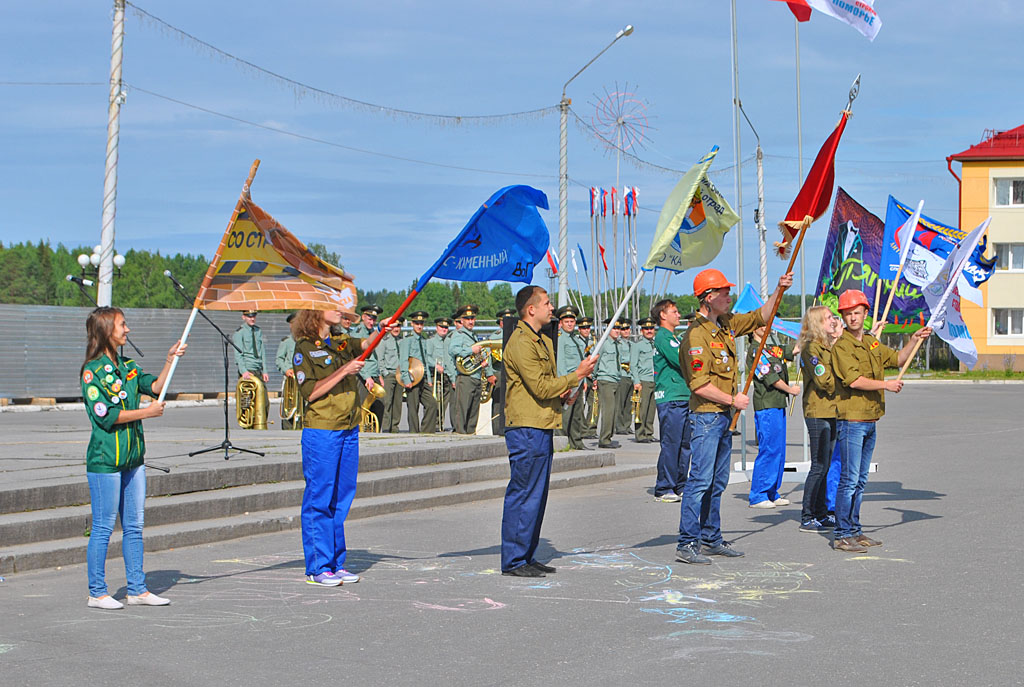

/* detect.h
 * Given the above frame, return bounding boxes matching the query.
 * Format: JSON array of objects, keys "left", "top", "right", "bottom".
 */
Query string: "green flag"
[{"left": 643, "top": 146, "right": 739, "bottom": 272}]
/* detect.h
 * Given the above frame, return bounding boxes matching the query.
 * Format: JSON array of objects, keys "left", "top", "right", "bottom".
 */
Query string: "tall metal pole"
[
  {"left": 738, "top": 102, "right": 768, "bottom": 299},
  {"left": 729, "top": 0, "right": 748, "bottom": 468},
  {"left": 98, "top": 0, "right": 126, "bottom": 307},
  {"left": 794, "top": 18, "right": 809, "bottom": 465},
  {"left": 557, "top": 25, "right": 633, "bottom": 308}
]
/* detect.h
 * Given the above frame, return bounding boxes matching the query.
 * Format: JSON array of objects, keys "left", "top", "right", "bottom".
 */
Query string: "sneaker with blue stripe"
[{"left": 306, "top": 571, "right": 342, "bottom": 587}]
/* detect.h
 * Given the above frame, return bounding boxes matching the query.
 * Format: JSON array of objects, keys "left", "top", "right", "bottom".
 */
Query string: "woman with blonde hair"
[
  {"left": 797, "top": 305, "right": 839, "bottom": 532},
  {"left": 291, "top": 307, "right": 369, "bottom": 586},
  {"left": 81, "top": 306, "right": 186, "bottom": 609}
]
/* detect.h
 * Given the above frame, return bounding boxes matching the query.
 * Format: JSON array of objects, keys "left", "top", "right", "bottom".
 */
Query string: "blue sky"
[{"left": 2, "top": 0, "right": 1022, "bottom": 296}]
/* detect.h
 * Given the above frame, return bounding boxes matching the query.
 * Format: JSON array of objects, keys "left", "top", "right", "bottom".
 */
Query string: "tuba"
[
  {"left": 279, "top": 374, "right": 303, "bottom": 429},
  {"left": 480, "top": 378, "right": 495, "bottom": 404},
  {"left": 237, "top": 375, "right": 268, "bottom": 430},
  {"left": 455, "top": 339, "right": 503, "bottom": 375},
  {"left": 359, "top": 381, "right": 386, "bottom": 433}
]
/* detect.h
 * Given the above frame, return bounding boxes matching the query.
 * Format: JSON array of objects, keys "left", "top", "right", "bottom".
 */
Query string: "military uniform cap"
[
  {"left": 495, "top": 308, "right": 515, "bottom": 322},
  {"left": 617, "top": 318, "right": 632, "bottom": 327},
  {"left": 285, "top": 312, "right": 296, "bottom": 323},
  {"left": 639, "top": 316, "right": 657, "bottom": 328},
  {"left": 456, "top": 305, "right": 479, "bottom": 319},
  {"left": 387, "top": 315, "right": 405, "bottom": 325},
  {"left": 577, "top": 317, "right": 593, "bottom": 327},
  {"left": 682, "top": 311, "right": 697, "bottom": 321},
  {"left": 360, "top": 305, "right": 383, "bottom": 315},
  {"left": 408, "top": 310, "right": 429, "bottom": 324},
  {"left": 602, "top": 317, "right": 615, "bottom": 326},
  {"left": 434, "top": 317, "right": 452, "bottom": 326},
  {"left": 242, "top": 309, "right": 258, "bottom": 317},
  {"left": 556, "top": 305, "right": 578, "bottom": 320}
]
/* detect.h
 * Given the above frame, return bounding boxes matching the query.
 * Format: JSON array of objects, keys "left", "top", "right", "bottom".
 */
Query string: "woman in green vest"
[{"left": 81, "top": 307, "right": 186, "bottom": 609}]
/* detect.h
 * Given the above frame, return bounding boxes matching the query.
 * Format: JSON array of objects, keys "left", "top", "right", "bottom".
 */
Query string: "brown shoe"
[
  {"left": 834, "top": 537, "right": 868, "bottom": 553},
  {"left": 855, "top": 534, "right": 882, "bottom": 547}
]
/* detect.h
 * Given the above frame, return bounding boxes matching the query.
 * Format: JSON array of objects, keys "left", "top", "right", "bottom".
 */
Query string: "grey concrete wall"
[{"left": 0, "top": 304, "right": 294, "bottom": 399}]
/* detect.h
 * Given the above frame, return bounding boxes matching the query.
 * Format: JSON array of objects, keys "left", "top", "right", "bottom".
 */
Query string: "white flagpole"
[{"left": 157, "top": 308, "right": 198, "bottom": 402}]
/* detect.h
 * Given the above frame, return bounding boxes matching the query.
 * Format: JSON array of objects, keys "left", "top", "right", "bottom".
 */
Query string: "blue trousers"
[
  {"left": 501, "top": 427, "right": 553, "bottom": 571},
  {"left": 678, "top": 412, "right": 732, "bottom": 547},
  {"left": 835, "top": 420, "right": 877, "bottom": 539},
  {"left": 655, "top": 401, "right": 691, "bottom": 496},
  {"left": 300, "top": 427, "right": 359, "bottom": 576},
  {"left": 86, "top": 466, "right": 147, "bottom": 597},
  {"left": 750, "top": 408, "right": 786, "bottom": 505},
  {"left": 826, "top": 440, "right": 842, "bottom": 512}
]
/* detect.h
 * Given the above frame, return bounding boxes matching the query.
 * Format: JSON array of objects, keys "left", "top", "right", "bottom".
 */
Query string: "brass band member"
[
  {"left": 399, "top": 310, "right": 438, "bottom": 433},
  {"left": 233, "top": 309, "right": 268, "bottom": 429},
  {"left": 349, "top": 305, "right": 385, "bottom": 430},
  {"left": 594, "top": 317, "right": 624, "bottom": 449},
  {"left": 614, "top": 318, "right": 634, "bottom": 435},
  {"left": 378, "top": 316, "right": 405, "bottom": 432},
  {"left": 491, "top": 308, "right": 516, "bottom": 437},
  {"left": 276, "top": 312, "right": 300, "bottom": 430},
  {"left": 630, "top": 316, "right": 657, "bottom": 443},
  {"left": 427, "top": 317, "right": 454, "bottom": 431},
  {"left": 449, "top": 305, "right": 496, "bottom": 434},
  {"left": 500, "top": 286, "right": 595, "bottom": 577},
  {"left": 577, "top": 317, "right": 597, "bottom": 438},
  {"left": 556, "top": 305, "right": 587, "bottom": 450}
]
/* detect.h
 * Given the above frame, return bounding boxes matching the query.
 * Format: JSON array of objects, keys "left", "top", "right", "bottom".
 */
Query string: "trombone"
[{"left": 432, "top": 363, "right": 444, "bottom": 432}]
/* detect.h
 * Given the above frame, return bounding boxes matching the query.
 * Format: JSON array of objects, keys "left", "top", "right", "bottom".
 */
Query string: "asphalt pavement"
[{"left": 1, "top": 383, "right": 1022, "bottom": 686}]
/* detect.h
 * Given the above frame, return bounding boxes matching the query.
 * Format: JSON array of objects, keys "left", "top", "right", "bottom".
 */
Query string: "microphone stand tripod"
[{"left": 165, "top": 275, "right": 264, "bottom": 460}]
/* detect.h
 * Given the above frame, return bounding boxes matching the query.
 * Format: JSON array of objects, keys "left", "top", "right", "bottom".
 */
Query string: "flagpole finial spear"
[{"left": 846, "top": 74, "right": 861, "bottom": 113}]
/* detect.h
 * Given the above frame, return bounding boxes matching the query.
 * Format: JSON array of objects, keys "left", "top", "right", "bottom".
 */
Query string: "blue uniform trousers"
[
  {"left": 678, "top": 412, "right": 732, "bottom": 547},
  {"left": 749, "top": 407, "right": 786, "bottom": 505},
  {"left": 300, "top": 428, "right": 359, "bottom": 576},
  {"left": 826, "top": 441, "right": 842, "bottom": 512},
  {"left": 654, "top": 401, "right": 691, "bottom": 496},
  {"left": 501, "top": 427, "right": 553, "bottom": 571}
]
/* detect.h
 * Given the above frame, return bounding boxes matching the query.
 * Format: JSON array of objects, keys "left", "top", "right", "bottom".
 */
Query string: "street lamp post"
[{"left": 557, "top": 24, "right": 633, "bottom": 308}]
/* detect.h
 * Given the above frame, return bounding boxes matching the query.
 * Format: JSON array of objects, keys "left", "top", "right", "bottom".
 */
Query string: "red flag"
[
  {"left": 776, "top": 110, "right": 849, "bottom": 257},
  {"left": 774, "top": 0, "right": 812, "bottom": 22},
  {"left": 598, "top": 243, "right": 609, "bottom": 271}
]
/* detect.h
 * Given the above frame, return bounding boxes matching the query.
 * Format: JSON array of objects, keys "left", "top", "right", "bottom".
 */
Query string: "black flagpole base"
[{"left": 189, "top": 440, "right": 264, "bottom": 460}]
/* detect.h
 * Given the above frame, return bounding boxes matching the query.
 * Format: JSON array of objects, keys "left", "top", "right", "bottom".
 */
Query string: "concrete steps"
[{"left": 0, "top": 438, "right": 654, "bottom": 575}]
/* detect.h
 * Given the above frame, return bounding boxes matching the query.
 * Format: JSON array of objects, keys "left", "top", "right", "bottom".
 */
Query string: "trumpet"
[
  {"left": 630, "top": 387, "right": 641, "bottom": 426},
  {"left": 359, "top": 381, "right": 386, "bottom": 433},
  {"left": 455, "top": 339, "right": 503, "bottom": 376},
  {"left": 237, "top": 375, "right": 268, "bottom": 430},
  {"left": 588, "top": 382, "right": 599, "bottom": 425},
  {"left": 279, "top": 373, "right": 303, "bottom": 430}
]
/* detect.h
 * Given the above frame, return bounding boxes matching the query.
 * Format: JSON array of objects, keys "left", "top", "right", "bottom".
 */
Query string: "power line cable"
[{"left": 125, "top": 1, "right": 558, "bottom": 126}]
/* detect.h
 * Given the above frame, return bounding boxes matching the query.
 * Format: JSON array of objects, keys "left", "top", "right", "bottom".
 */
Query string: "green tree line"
[{"left": 0, "top": 240, "right": 806, "bottom": 321}]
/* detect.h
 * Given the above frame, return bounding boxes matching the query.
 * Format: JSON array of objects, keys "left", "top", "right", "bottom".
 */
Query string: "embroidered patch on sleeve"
[
  {"left": 691, "top": 359, "right": 703, "bottom": 371},
  {"left": 688, "top": 347, "right": 703, "bottom": 355},
  {"left": 82, "top": 369, "right": 93, "bottom": 384},
  {"left": 870, "top": 340, "right": 880, "bottom": 350},
  {"left": 93, "top": 402, "right": 108, "bottom": 417},
  {"left": 814, "top": 363, "right": 826, "bottom": 376}
]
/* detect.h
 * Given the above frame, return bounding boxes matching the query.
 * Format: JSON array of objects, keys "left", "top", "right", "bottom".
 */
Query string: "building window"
[
  {"left": 993, "top": 308, "right": 1024, "bottom": 336},
  {"left": 994, "top": 243, "right": 1024, "bottom": 270},
  {"left": 994, "top": 178, "right": 1024, "bottom": 206}
]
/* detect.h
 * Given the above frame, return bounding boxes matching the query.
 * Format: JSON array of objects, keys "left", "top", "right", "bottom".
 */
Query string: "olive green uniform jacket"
[
  {"left": 680, "top": 310, "right": 765, "bottom": 413},
  {"left": 800, "top": 340, "right": 837, "bottom": 419},
  {"left": 293, "top": 333, "right": 365, "bottom": 431},
  {"left": 831, "top": 331, "right": 899, "bottom": 421},
  {"left": 504, "top": 321, "right": 576, "bottom": 430}
]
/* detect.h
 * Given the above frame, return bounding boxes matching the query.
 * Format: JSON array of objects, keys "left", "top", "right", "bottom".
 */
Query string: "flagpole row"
[{"left": 729, "top": 214, "right": 812, "bottom": 432}]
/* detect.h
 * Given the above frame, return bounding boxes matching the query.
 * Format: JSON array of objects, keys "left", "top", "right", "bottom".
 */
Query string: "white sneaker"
[
  {"left": 655, "top": 493, "right": 682, "bottom": 503},
  {"left": 748, "top": 500, "right": 776, "bottom": 509},
  {"left": 87, "top": 595, "right": 124, "bottom": 610},
  {"left": 772, "top": 497, "right": 791, "bottom": 506},
  {"left": 126, "top": 592, "right": 170, "bottom": 606}
]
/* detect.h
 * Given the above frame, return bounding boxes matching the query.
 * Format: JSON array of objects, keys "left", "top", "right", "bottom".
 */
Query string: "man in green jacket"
[
  {"left": 651, "top": 301, "right": 692, "bottom": 502},
  {"left": 500, "top": 285, "right": 595, "bottom": 577}
]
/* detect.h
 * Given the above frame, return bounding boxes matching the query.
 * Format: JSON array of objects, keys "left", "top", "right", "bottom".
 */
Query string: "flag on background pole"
[
  {"left": 772, "top": 0, "right": 882, "bottom": 40},
  {"left": 195, "top": 198, "right": 358, "bottom": 313},
  {"left": 546, "top": 249, "right": 559, "bottom": 275},
  {"left": 777, "top": 110, "right": 849, "bottom": 257},
  {"left": 733, "top": 284, "right": 802, "bottom": 339},
  {"left": 598, "top": 243, "right": 609, "bottom": 271},
  {"left": 590, "top": 187, "right": 598, "bottom": 216},
  {"left": 643, "top": 146, "right": 738, "bottom": 272},
  {"left": 576, "top": 242, "right": 589, "bottom": 274}
]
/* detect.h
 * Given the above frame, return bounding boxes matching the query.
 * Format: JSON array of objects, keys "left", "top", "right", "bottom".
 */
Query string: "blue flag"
[
  {"left": 427, "top": 185, "right": 549, "bottom": 284},
  {"left": 576, "top": 242, "right": 589, "bottom": 274},
  {"left": 732, "top": 283, "right": 801, "bottom": 340}
]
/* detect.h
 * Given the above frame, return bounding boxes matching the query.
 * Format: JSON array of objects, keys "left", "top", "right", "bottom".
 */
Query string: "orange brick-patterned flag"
[{"left": 194, "top": 198, "right": 357, "bottom": 315}]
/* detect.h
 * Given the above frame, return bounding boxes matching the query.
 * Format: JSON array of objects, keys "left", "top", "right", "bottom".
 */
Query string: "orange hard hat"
[
  {"left": 693, "top": 269, "right": 735, "bottom": 297},
  {"left": 837, "top": 290, "right": 870, "bottom": 311}
]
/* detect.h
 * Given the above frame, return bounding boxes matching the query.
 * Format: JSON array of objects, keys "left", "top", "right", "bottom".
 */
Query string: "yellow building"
[{"left": 947, "top": 126, "right": 1024, "bottom": 371}]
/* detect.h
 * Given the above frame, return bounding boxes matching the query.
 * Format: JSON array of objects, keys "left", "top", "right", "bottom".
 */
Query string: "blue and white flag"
[
  {"left": 732, "top": 283, "right": 801, "bottom": 340},
  {"left": 430, "top": 185, "right": 549, "bottom": 284}
]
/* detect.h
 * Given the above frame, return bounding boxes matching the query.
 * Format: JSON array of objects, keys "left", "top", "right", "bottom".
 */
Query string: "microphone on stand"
[
  {"left": 66, "top": 274, "right": 95, "bottom": 287},
  {"left": 163, "top": 270, "right": 185, "bottom": 291}
]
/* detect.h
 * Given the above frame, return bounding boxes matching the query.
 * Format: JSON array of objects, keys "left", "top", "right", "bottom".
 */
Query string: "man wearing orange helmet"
[
  {"left": 675, "top": 268, "right": 793, "bottom": 565},
  {"left": 830, "top": 289, "right": 931, "bottom": 553}
]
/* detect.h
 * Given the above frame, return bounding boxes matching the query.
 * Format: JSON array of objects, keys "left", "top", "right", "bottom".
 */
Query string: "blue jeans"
[
  {"left": 802, "top": 417, "right": 836, "bottom": 521},
  {"left": 655, "top": 401, "right": 691, "bottom": 496},
  {"left": 835, "top": 420, "right": 877, "bottom": 539},
  {"left": 678, "top": 412, "right": 732, "bottom": 547},
  {"left": 301, "top": 428, "right": 360, "bottom": 576},
  {"left": 826, "top": 441, "right": 841, "bottom": 512},
  {"left": 501, "top": 427, "right": 554, "bottom": 571},
  {"left": 86, "top": 466, "right": 147, "bottom": 597},
  {"left": 750, "top": 408, "right": 786, "bottom": 505}
]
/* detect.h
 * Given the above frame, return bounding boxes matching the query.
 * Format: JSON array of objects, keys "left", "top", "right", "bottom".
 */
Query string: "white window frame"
[
  {"left": 993, "top": 243, "right": 1024, "bottom": 271},
  {"left": 994, "top": 177, "right": 1024, "bottom": 207},
  {"left": 992, "top": 307, "right": 1024, "bottom": 337}
]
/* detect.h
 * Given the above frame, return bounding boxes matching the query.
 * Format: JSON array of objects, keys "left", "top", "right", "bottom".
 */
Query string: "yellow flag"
[
  {"left": 643, "top": 147, "right": 739, "bottom": 272},
  {"left": 194, "top": 198, "right": 358, "bottom": 314}
]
